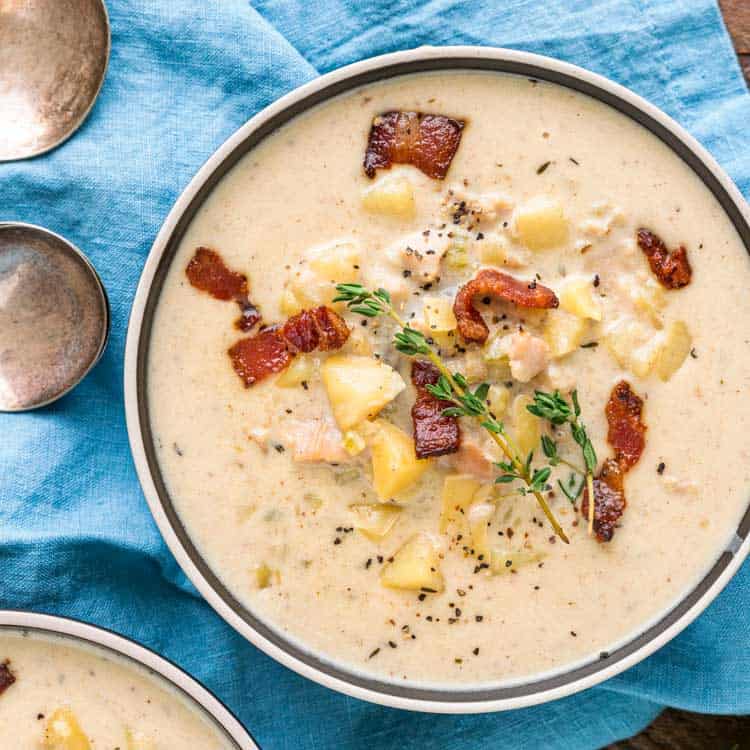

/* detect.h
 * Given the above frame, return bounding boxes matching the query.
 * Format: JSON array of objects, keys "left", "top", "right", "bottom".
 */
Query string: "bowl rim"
[
  {"left": 0, "top": 609, "right": 259, "bottom": 748},
  {"left": 124, "top": 45, "right": 750, "bottom": 713}
]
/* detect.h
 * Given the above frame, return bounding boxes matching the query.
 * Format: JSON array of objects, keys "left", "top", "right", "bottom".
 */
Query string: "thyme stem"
[{"left": 335, "top": 283, "right": 569, "bottom": 544}]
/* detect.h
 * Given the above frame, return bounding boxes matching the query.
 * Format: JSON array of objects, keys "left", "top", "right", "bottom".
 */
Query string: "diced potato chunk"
[
  {"left": 362, "top": 174, "right": 416, "bottom": 217},
  {"left": 439, "top": 474, "right": 481, "bottom": 533},
  {"left": 543, "top": 310, "right": 587, "bottom": 358},
  {"left": 350, "top": 503, "right": 402, "bottom": 541},
  {"left": 444, "top": 232, "right": 474, "bottom": 270},
  {"left": 512, "top": 394, "right": 540, "bottom": 458},
  {"left": 489, "top": 547, "right": 546, "bottom": 575},
  {"left": 560, "top": 277, "right": 602, "bottom": 321},
  {"left": 342, "top": 429, "right": 366, "bottom": 456},
  {"left": 512, "top": 196, "right": 568, "bottom": 250},
  {"left": 381, "top": 533, "right": 444, "bottom": 592},
  {"left": 321, "top": 355, "right": 405, "bottom": 431},
  {"left": 629, "top": 335, "right": 664, "bottom": 378},
  {"left": 630, "top": 277, "right": 666, "bottom": 325},
  {"left": 478, "top": 234, "right": 510, "bottom": 266},
  {"left": 276, "top": 355, "right": 316, "bottom": 387},
  {"left": 369, "top": 419, "right": 429, "bottom": 500},
  {"left": 279, "top": 286, "right": 303, "bottom": 315},
  {"left": 254, "top": 562, "right": 276, "bottom": 589},
  {"left": 605, "top": 318, "right": 651, "bottom": 370},
  {"left": 126, "top": 729, "right": 156, "bottom": 750},
  {"left": 42, "top": 708, "right": 91, "bottom": 750},
  {"left": 482, "top": 333, "right": 510, "bottom": 365},
  {"left": 487, "top": 384, "right": 509, "bottom": 418},
  {"left": 468, "top": 501, "right": 495, "bottom": 558},
  {"left": 655, "top": 320, "right": 691, "bottom": 382},
  {"left": 308, "top": 242, "right": 361, "bottom": 283},
  {"left": 422, "top": 296, "right": 457, "bottom": 332}
]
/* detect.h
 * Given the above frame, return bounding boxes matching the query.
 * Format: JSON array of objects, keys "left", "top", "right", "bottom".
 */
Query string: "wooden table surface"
[{"left": 606, "top": 3, "right": 749, "bottom": 748}]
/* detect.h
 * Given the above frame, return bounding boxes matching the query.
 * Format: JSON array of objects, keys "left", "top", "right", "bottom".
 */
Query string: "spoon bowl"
[
  {"left": 0, "top": 0, "right": 110, "bottom": 161},
  {"left": 0, "top": 222, "right": 109, "bottom": 411}
]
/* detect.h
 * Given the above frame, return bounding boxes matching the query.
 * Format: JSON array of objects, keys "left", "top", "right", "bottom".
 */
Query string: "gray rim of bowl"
[
  {"left": 0, "top": 221, "right": 111, "bottom": 412},
  {"left": 0, "top": 609, "right": 259, "bottom": 749},
  {"left": 127, "top": 49, "right": 750, "bottom": 711}
]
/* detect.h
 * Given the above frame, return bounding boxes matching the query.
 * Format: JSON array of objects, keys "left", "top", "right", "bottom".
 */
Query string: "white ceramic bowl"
[
  {"left": 0, "top": 610, "right": 258, "bottom": 748},
  {"left": 125, "top": 46, "right": 750, "bottom": 713}
]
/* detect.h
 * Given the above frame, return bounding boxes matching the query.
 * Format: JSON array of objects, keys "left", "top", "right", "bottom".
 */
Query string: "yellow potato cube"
[
  {"left": 308, "top": 242, "right": 361, "bottom": 283},
  {"left": 439, "top": 474, "right": 481, "bottom": 533},
  {"left": 513, "top": 196, "right": 568, "bottom": 250},
  {"left": 350, "top": 503, "right": 402, "bottom": 541},
  {"left": 43, "top": 708, "right": 91, "bottom": 750},
  {"left": 369, "top": 419, "right": 429, "bottom": 500},
  {"left": 629, "top": 336, "right": 664, "bottom": 378},
  {"left": 543, "top": 309, "right": 587, "bottom": 358},
  {"left": 321, "top": 355, "right": 405, "bottom": 431},
  {"left": 342, "top": 429, "right": 366, "bottom": 456},
  {"left": 655, "top": 320, "right": 691, "bottom": 382},
  {"left": 487, "top": 384, "right": 509, "bottom": 418},
  {"left": 275, "top": 355, "right": 316, "bottom": 388},
  {"left": 444, "top": 233, "right": 474, "bottom": 270},
  {"left": 362, "top": 175, "right": 416, "bottom": 217},
  {"left": 489, "top": 547, "right": 546, "bottom": 575},
  {"left": 422, "top": 296, "right": 457, "bottom": 332},
  {"left": 381, "top": 533, "right": 444, "bottom": 592},
  {"left": 560, "top": 277, "right": 602, "bottom": 321},
  {"left": 482, "top": 332, "right": 510, "bottom": 364},
  {"left": 604, "top": 318, "right": 650, "bottom": 370},
  {"left": 279, "top": 286, "right": 304, "bottom": 315},
  {"left": 479, "top": 234, "right": 509, "bottom": 265},
  {"left": 468, "top": 502, "right": 495, "bottom": 558},
  {"left": 631, "top": 277, "right": 666, "bottom": 326},
  {"left": 512, "top": 394, "right": 540, "bottom": 458}
]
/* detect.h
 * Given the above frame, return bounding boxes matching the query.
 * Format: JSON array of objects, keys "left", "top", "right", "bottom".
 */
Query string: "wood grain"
[{"left": 720, "top": 0, "right": 750, "bottom": 52}]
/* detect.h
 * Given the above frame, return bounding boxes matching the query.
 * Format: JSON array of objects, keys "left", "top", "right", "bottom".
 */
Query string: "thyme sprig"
[
  {"left": 334, "top": 282, "right": 570, "bottom": 544},
  {"left": 527, "top": 389, "right": 597, "bottom": 534}
]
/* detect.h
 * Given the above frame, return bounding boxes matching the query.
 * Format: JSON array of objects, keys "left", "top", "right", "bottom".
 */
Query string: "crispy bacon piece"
[
  {"left": 582, "top": 380, "right": 646, "bottom": 542},
  {"left": 228, "top": 306, "right": 350, "bottom": 387},
  {"left": 0, "top": 660, "right": 15, "bottom": 696},
  {"left": 636, "top": 228, "right": 692, "bottom": 289},
  {"left": 453, "top": 268, "right": 559, "bottom": 343},
  {"left": 186, "top": 247, "right": 261, "bottom": 331},
  {"left": 581, "top": 458, "right": 626, "bottom": 543},
  {"left": 364, "top": 111, "right": 465, "bottom": 180},
  {"left": 606, "top": 380, "right": 646, "bottom": 470},
  {"left": 410, "top": 360, "right": 461, "bottom": 459}
]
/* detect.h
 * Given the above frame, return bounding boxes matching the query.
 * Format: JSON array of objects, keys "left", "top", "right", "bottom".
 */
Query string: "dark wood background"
[{"left": 605, "top": 3, "right": 748, "bottom": 747}]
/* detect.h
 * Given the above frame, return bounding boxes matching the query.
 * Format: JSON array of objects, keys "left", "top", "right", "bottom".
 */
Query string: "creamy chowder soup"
[
  {"left": 0, "top": 629, "right": 235, "bottom": 748},
  {"left": 148, "top": 71, "right": 750, "bottom": 687}
]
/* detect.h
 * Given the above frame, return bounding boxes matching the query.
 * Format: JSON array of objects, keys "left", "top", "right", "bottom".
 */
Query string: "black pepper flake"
[
  {"left": 570, "top": 631, "right": 577, "bottom": 637},
  {"left": 421, "top": 587, "right": 437, "bottom": 593},
  {"left": 365, "top": 558, "right": 372, "bottom": 569},
  {"left": 580, "top": 341, "right": 599, "bottom": 349},
  {"left": 536, "top": 161, "right": 551, "bottom": 175},
  {"left": 593, "top": 274, "right": 600, "bottom": 288},
  {"left": 285, "top": 408, "right": 293, "bottom": 414},
  {"left": 472, "top": 647, "right": 480, "bottom": 656},
  {"left": 657, "top": 462, "right": 666, "bottom": 475},
  {"left": 301, "top": 380, "right": 309, "bottom": 390},
  {"left": 173, "top": 442, "right": 184, "bottom": 457},
  {"left": 418, "top": 594, "right": 426, "bottom": 602},
  {"left": 377, "top": 555, "right": 384, "bottom": 564},
  {"left": 455, "top": 608, "right": 462, "bottom": 617},
  {"left": 454, "top": 657, "right": 463, "bottom": 664},
  {"left": 274, "top": 444, "right": 285, "bottom": 453},
  {"left": 388, "top": 641, "right": 397, "bottom": 649},
  {"left": 402, "top": 269, "right": 412, "bottom": 278},
  {"left": 505, "top": 559, "right": 512, "bottom": 568},
  {"left": 368, "top": 648, "right": 380, "bottom": 659},
  {"left": 569, "top": 157, "right": 580, "bottom": 165},
  {"left": 690, "top": 348, "right": 698, "bottom": 359},
  {"left": 333, "top": 537, "right": 341, "bottom": 545},
  {"left": 37, "top": 713, "right": 45, "bottom": 720}
]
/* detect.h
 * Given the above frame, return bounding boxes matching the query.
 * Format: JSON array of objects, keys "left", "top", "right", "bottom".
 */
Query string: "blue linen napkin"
[{"left": 1, "top": 1, "right": 748, "bottom": 747}]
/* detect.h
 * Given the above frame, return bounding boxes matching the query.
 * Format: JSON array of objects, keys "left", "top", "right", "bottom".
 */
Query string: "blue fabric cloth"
[{"left": 1, "top": 1, "right": 748, "bottom": 747}]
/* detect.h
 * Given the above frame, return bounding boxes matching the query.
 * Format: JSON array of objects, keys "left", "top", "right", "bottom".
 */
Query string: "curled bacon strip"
[
  {"left": 364, "top": 111, "right": 465, "bottom": 180},
  {"left": 410, "top": 360, "right": 461, "bottom": 459},
  {"left": 186, "top": 247, "right": 261, "bottom": 331},
  {"left": 453, "top": 268, "right": 559, "bottom": 343},
  {"left": 0, "top": 660, "right": 15, "bottom": 696},
  {"left": 581, "top": 381, "right": 646, "bottom": 542},
  {"left": 228, "top": 306, "right": 350, "bottom": 387},
  {"left": 636, "top": 228, "right": 692, "bottom": 289}
]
